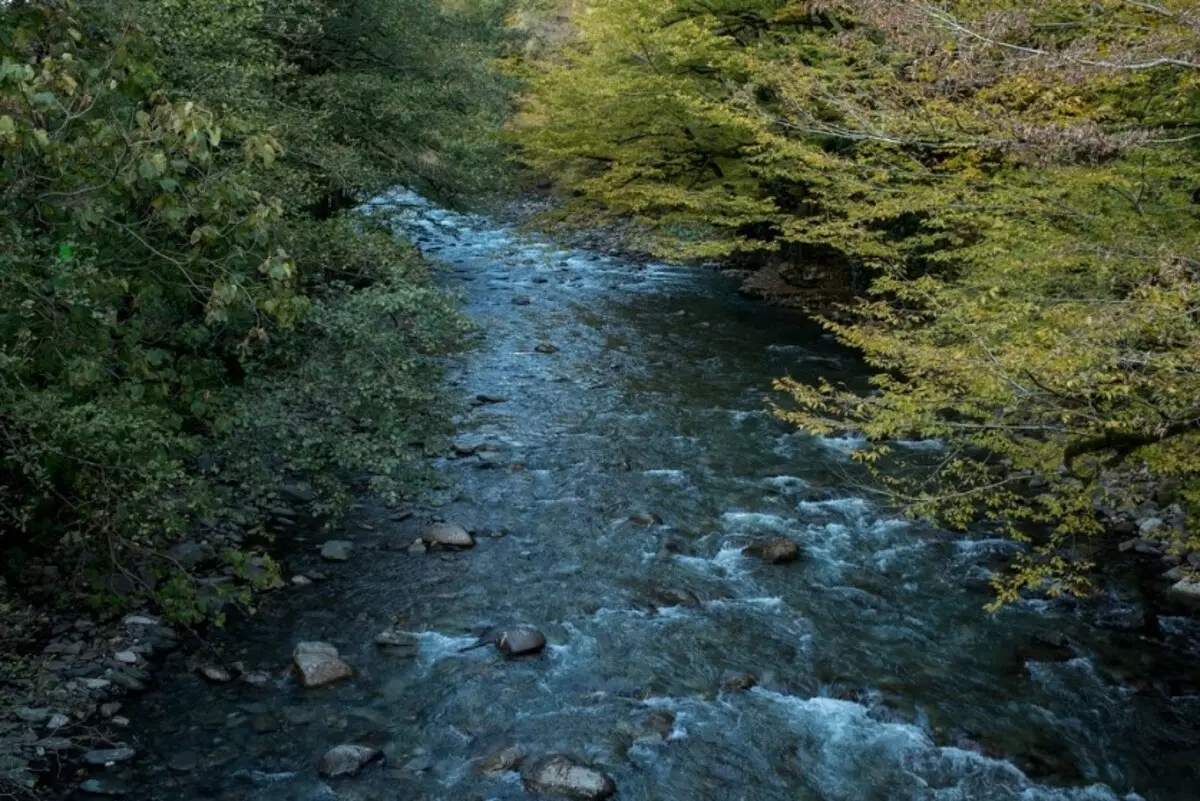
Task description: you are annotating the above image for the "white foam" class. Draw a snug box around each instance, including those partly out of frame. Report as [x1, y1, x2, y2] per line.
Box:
[815, 434, 869, 455]
[721, 511, 796, 532]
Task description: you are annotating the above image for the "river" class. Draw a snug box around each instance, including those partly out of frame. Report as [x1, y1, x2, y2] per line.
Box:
[114, 192, 1198, 800]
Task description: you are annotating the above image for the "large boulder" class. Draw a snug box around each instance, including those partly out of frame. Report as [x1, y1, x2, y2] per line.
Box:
[422, 522, 475, 549]
[318, 744, 381, 777]
[521, 754, 616, 800]
[293, 642, 352, 687]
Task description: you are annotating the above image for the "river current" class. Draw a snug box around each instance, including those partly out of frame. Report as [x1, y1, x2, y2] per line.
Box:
[115, 193, 1198, 801]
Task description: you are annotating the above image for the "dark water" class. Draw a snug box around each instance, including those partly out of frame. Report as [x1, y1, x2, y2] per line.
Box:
[112, 192, 1199, 801]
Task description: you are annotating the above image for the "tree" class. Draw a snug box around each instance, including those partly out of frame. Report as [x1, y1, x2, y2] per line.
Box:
[514, 0, 1200, 600]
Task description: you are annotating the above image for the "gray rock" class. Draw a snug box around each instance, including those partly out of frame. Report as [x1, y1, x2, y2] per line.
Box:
[14, 707, 51, 724]
[479, 745, 525, 776]
[47, 713, 70, 729]
[1167, 578, 1200, 607]
[83, 747, 136, 765]
[123, 615, 158, 627]
[79, 779, 128, 796]
[407, 539, 428, 555]
[113, 650, 138, 664]
[320, 540, 354, 561]
[534, 341, 559, 354]
[1164, 566, 1187, 581]
[317, 744, 382, 778]
[422, 522, 475, 549]
[475, 393, 509, 404]
[496, 626, 546, 657]
[743, 538, 800, 564]
[1188, 552, 1200, 569]
[291, 574, 313, 587]
[1138, 517, 1165, 535]
[522, 754, 616, 800]
[83, 678, 112, 690]
[374, 630, 419, 652]
[106, 671, 145, 692]
[99, 703, 122, 718]
[293, 642, 352, 687]
[199, 665, 233, 683]
[652, 588, 700, 608]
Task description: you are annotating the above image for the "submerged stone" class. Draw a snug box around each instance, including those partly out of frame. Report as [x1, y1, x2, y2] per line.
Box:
[317, 744, 381, 777]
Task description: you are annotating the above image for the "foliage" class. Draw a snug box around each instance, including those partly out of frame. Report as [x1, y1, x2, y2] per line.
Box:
[513, 0, 1200, 600]
[0, 0, 512, 621]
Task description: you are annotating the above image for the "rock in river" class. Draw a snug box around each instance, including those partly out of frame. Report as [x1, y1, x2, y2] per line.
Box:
[422, 522, 475, 549]
[534, 341, 559, 354]
[479, 744, 525, 776]
[320, 540, 354, 561]
[743, 537, 800, 564]
[497, 626, 546, 657]
[83, 747, 136, 765]
[318, 744, 381, 777]
[293, 642, 352, 687]
[522, 754, 616, 800]
[1167, 578, 1200, 607]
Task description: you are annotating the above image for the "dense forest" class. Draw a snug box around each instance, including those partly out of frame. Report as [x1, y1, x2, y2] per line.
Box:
[0, 0, 513, 621]
[512, 0, 1200, 602]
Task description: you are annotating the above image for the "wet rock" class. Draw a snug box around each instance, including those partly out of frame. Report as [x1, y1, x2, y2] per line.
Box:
[743, 538, 800, 564]
[474, 393, 509, 404]
[521, 754, 616, 800]
[720, 673, 757, 692]
[47, 713, 70, 729]
[79, 779, 128, 796]
[652, 588, 700, 608]
[407, 539, 428, 555]
[479, 744, 525, 776]
[389, 509, 414, 522]
[1167, 578, 1200, 607]
[628, 513, 662, 526]
[242, 670, 271, 687]
[534, 341, 559, 354]
[532, 275, 549, 284]
[512, 295, 532, 306]
[1189, 552, 1200, 569]
[317, 744, 382, 778]
[198, 664, 232, 683]
[83, 747, 136, 765]
[113, 650, 138, 664]
[496, 626, 546, 657]
[291, 574, 313, 587]
[422, 522, 475, 549]
[374, 630, 420, 655]
[292, 642, 352, 687]
[451, 442, 479, 456]
[320, 540, 354, 561]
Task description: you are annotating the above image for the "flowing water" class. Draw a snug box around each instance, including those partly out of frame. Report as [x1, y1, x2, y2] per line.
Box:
[116, 193, 1199, 801]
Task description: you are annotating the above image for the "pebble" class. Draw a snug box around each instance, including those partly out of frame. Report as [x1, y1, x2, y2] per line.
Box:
[199, 665, 233, 683]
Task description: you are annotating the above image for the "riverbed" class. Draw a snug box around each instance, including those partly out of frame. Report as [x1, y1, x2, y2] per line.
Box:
[113, 192, 1198, 801]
